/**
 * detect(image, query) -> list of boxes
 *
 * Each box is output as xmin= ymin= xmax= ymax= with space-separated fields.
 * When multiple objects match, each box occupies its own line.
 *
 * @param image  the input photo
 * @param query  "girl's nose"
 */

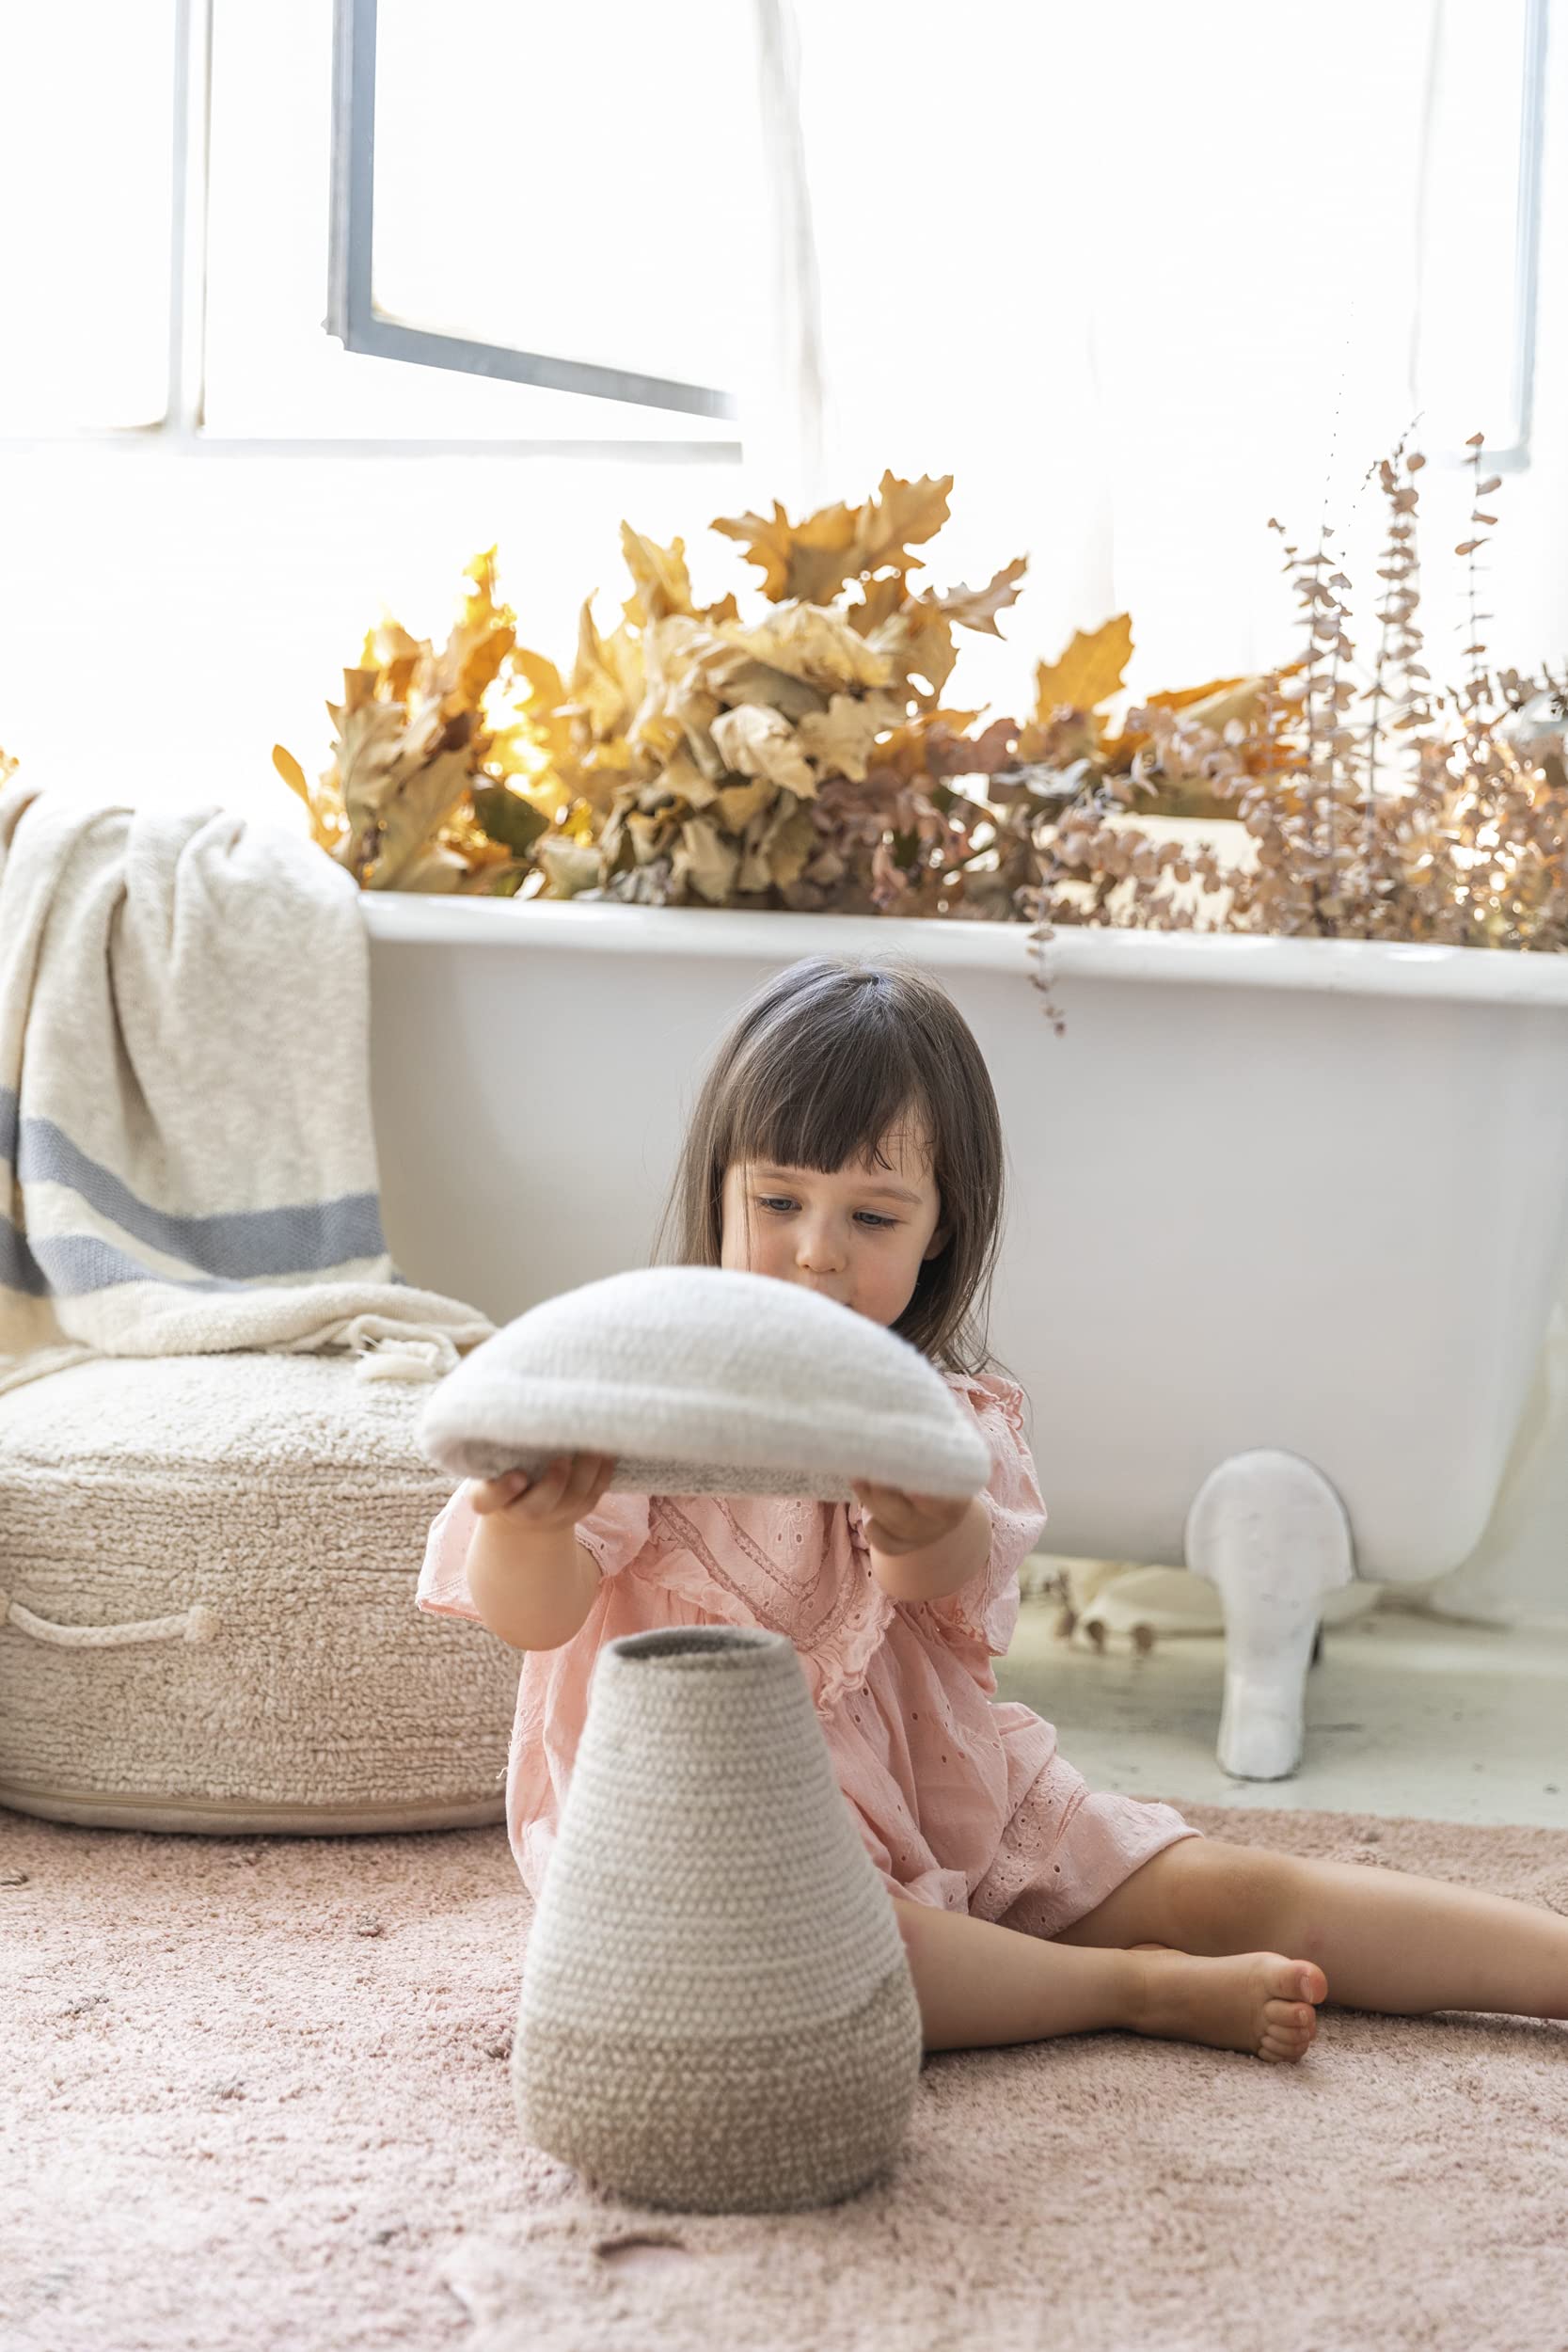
xmin=796 ymin=1223 xmax=847 ymax=1275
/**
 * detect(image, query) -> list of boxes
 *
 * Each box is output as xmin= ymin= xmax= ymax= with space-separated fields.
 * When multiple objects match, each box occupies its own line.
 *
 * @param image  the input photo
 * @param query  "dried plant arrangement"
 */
xmin=273 ymin=549 xmax=566 ymax=894
xmin=274 ymin=480 xmax=1031 ymax=915
xmin=275 ymin=441 xmax=1566 ymax=955
xmin=1013 ymin=436 xmax=1568 ymax=949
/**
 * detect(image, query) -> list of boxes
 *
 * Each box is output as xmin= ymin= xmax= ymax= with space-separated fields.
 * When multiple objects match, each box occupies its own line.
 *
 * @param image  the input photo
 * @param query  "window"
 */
xmin=0 ymin=1 xmax=180 ymax=433
xmin=327 ymin=0 xmax=751 ymax=422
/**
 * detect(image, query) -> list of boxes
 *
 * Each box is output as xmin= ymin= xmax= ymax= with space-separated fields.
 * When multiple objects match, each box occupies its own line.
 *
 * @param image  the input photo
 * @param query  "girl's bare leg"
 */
xmin=1054 ymin=1840 xmax=1568 ymax=2021
xmin=890 ymin=1898 xmax=1324 ymax=2062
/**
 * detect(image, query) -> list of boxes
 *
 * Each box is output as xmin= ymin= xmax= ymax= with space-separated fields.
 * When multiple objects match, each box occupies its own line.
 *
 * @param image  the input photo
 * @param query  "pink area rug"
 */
xmin=4 ymin=1799 xmax=1566 ymax=2352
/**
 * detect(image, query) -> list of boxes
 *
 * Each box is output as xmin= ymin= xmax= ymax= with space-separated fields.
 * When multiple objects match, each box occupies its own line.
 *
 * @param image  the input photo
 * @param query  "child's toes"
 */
xmin=1293 ymin=1961 xmax=1328 ymax=2006
xmin=1259 ymin=1997 xmax=1318 ymax=2063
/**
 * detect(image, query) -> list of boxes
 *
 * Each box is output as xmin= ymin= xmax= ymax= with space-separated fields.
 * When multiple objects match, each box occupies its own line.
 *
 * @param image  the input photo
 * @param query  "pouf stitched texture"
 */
xmin=418 ymin=1265 xmax=992 ymax=1501
xmin=513 ymin=1625 xmax=925 ymax=2214
xmin=0 ymin=1353 xmax=514 ymax=1834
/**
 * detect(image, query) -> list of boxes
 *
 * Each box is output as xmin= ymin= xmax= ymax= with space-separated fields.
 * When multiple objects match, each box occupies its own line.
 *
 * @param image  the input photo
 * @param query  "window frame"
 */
xmin=325 ymin=0 xmax=743 ymax=426
xmin=1409 ymin=0 xmax=1552 ymax=473
xmin=1497 ymin=0 xmax=1551 ymax=469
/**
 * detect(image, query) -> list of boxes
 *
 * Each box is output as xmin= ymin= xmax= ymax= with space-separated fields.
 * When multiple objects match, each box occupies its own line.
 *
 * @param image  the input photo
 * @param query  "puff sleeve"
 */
xmin=574 ymin=1490 xmax=654 ymax=1581
xmin=912 ymin=1375 xmax=1047 ymax=1665
xmin=415 ymin=1483 xmax=654 ymax=1626
xmin=414 ymin=1482 xmax=484 ymax=1626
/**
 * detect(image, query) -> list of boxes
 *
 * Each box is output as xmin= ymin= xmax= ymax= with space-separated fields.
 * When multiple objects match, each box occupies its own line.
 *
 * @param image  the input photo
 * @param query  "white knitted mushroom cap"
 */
xmin=417 ymin=1265 xmax=991 ymax=1502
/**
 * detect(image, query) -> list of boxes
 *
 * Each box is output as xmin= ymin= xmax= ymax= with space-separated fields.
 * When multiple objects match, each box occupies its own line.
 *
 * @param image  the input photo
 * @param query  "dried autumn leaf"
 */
xmin=511 ymin=647 xmax=566 ymax=711
xmin=796 ymin=691 xmax=898 ymax=782
xmin=847 ymin=575 xmax=910 ymax=637
xmin=710 ymin=472 xmax=953 ymax=607
xmin=711 ymin=703 xmax=816 ymax=796
xmin=355 ymin=717 xmax=478 ymax=890
xmin=567 ymin=598 xmax=642 ymax=742
xmin=1033 ymin=614 xmax=1134 ymax=716
xmin=536 ymin=834 xmax=602 ymax=897
xmin=738 ymin=795 xmax=816 ymax=893
xmin=626 ymin=808 xmax=671 ymax=865
xmin=726 ymin=601 xmax=893 ymax=692
xmin=471 ymin=781 xmax=550 ymax=857
xmin=710 ymin=497 xmax=858 ymax=604
xmin=673 ymin=816 xmax=740 ymax=904
xmin=851 ymin=471 xmax=954 ymax=576
xmin=619 ymin=525 xmax=697 ymax=626
xmin=920 ymin=554 xmax=1028 ymax=636
xmin=272 ymin=743 xmax=341 ymax=853
xmin=272 ymin=743 xmax=311 ymax=807
xmin=715 ymin=776 xmax=775 ymax=832
xmin=392 ymin=839 xmax=469 ymax=893
xmin=871 ymin=608 xmax=958 ymax=705
xmin=702 ymin=651 xmax=826 ymax=722
xmin=658 ymin=743 xmax=721 ymax=810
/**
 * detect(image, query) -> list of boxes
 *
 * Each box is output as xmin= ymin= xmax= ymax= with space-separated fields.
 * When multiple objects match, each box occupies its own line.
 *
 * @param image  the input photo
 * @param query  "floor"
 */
xmin=996 ymin=1580 xmax=1568 ymax=1829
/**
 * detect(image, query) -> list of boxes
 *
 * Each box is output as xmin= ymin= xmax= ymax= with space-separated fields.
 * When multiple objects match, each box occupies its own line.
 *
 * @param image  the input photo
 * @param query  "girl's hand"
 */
xmin=849 ymin=1480 xmax=971 ymax=1558
xmin=469 ymin=1454 xmax=616 ymax=1533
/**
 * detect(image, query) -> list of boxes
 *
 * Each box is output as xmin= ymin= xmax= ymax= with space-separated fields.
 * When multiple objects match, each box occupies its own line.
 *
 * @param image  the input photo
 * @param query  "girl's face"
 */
xmin=720 ymin=1120 xmax=948 ymax=1328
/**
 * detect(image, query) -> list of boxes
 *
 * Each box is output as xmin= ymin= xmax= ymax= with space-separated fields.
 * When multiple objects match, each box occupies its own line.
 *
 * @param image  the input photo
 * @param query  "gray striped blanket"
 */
xmin=0 ymin=778 xmax=493 ymax=1394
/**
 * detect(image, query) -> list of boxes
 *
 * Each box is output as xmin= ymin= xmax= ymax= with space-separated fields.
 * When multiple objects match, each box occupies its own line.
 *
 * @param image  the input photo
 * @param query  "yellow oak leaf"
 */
xmin=620 ymin=525 xmax=696 ymax=626
xmin=511 ymin=647 xmax=566 ymax=711
xmin=853 ymin=471 xmax=953 ymax=574
xmin=1033 ymin=614 xmax=1134 ymax=717
xmin=567 ymin=599 xmax=642 ymax=741
xmin=921 ymin=555 xmax=1028 ymax=637
xmin=847 ymin=575 xmax=910 ymax=636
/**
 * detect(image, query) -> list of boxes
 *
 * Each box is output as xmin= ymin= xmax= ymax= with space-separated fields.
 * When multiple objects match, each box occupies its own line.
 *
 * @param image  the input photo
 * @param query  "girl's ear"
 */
xmin=922 ymin=1223 xmax=949 ymax=1263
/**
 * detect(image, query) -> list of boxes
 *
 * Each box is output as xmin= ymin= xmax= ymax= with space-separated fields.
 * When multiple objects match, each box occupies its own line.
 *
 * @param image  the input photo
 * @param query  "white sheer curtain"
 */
xmin=776 ymin=0 xmax=1559 ymax=712
xmin=769 ymin=0 xmax=1568 ymax=1625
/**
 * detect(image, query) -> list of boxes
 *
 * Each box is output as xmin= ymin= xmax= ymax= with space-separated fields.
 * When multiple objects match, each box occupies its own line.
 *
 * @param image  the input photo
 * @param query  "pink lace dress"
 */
xmin=415 ymin=1372 xmax=1199 ymax=1937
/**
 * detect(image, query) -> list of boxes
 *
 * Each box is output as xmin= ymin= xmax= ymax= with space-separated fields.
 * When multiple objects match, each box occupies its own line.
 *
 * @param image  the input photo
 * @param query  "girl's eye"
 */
xmin=754 ymin=1196 xmax=895 ymax=1230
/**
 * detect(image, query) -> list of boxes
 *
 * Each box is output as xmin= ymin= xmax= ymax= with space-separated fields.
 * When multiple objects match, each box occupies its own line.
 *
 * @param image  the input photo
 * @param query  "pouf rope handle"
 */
xmin=0 ymin=1589 xmax=220 ymax=1648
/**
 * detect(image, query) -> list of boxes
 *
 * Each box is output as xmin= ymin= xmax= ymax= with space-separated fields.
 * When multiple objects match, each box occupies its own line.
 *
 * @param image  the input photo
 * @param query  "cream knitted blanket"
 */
xmin=0 ymin=779 xmax=494 ymax=1393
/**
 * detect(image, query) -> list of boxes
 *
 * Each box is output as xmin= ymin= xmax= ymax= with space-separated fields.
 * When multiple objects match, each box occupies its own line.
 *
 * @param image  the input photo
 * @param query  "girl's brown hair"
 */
xmin=651 ymin=956 xmax=1007 ymax=1377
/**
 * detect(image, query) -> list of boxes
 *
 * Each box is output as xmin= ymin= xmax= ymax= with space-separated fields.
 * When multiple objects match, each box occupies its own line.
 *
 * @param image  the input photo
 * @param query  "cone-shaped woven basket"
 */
xmin=512 ymin=1625 xmax=924 ymax=2215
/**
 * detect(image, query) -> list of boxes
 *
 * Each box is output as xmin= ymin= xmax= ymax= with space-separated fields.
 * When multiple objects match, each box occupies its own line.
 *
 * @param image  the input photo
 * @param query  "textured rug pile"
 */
xmin=4 ymin=1801 xmax=1565 ymax=2352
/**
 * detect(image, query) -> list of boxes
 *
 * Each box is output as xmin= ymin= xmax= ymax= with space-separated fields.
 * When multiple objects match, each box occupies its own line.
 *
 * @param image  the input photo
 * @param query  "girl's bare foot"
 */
xmin=1128 ymin=1941 xmax=1327 ymax=2062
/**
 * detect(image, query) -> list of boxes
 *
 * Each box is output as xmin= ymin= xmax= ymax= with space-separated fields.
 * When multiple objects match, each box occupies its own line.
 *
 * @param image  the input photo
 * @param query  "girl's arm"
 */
xmin=465 ymin=1453 xmax=614 ymax=1651
xmin=850 ymin=1487 xmax=990 ymax=1607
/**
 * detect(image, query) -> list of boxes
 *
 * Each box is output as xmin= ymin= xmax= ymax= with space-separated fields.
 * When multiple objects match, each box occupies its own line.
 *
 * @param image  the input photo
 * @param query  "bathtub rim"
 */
xmin=360 ymin=894 xmax=1568 ymax=1010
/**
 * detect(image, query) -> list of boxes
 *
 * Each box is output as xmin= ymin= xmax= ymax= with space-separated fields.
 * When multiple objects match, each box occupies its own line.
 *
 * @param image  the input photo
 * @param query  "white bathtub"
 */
xmin=362 ymin=898 xmax=1568 ymax=1778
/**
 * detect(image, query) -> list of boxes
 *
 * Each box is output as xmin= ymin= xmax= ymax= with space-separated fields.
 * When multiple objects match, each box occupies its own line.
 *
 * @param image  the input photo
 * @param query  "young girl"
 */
xmin=417 ymin=954 xmax=1568 ymax=2063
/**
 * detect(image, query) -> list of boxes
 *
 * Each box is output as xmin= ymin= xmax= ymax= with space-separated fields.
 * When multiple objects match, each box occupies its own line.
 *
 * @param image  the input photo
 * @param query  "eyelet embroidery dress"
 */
xmin=416 ymin=1372 xmax=1199 ymax=1938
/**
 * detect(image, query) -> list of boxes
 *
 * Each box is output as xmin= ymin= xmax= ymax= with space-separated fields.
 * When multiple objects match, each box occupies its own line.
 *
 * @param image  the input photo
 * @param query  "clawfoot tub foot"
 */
xmin=1184 ymin=1450 xmax=1355 ymax=1782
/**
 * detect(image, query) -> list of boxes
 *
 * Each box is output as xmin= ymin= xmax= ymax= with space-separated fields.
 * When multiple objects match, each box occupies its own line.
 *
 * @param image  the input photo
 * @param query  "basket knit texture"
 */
xmin=0 ymin=1352 xmax=515 ymax=1834
xmin=419 ymin=1266 xmax=992 ymax=1502
xmin=512 ymin=1625 xmax=925 ymax=2215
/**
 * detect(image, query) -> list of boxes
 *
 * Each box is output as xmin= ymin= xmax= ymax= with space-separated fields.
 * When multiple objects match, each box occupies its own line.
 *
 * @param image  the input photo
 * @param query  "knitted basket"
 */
xmin=0 ymin=1353 xmax=515 ymax=1834
xmin=513 ymin=1624 xmax=925 ymax=2214
xmin=420 ymin=1264 xmax=991 ymax=1501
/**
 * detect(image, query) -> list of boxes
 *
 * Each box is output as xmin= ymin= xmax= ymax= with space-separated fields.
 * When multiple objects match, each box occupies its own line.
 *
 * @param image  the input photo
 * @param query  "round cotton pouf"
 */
xmin=418 ymin=1264 xmax=991 ymax=1502
xmin=0 ymin=1352 xmax=515 ymax=1834
xmin=512 ymin=1625 xmax=925 ymax=2215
